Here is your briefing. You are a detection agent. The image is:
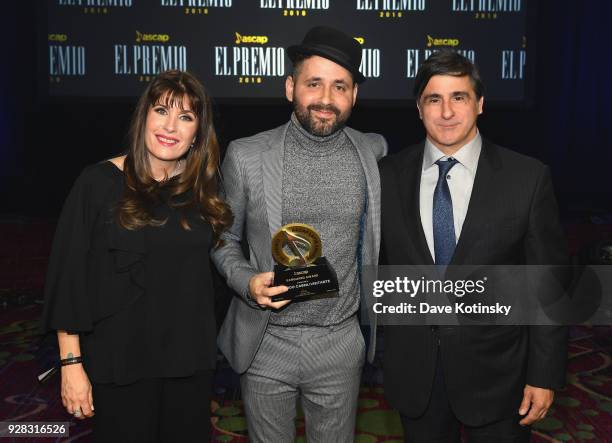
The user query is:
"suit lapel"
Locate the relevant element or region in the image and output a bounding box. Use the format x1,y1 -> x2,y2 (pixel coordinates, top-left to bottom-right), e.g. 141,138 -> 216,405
261,123 -> 289,238
345,128 -> 378,239
345,128 -> 377,204
451,140 -> 501,265
399,144 -> 435,265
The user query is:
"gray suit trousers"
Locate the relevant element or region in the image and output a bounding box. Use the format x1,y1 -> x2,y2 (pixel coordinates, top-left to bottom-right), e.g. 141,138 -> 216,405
240,316 -> 365,443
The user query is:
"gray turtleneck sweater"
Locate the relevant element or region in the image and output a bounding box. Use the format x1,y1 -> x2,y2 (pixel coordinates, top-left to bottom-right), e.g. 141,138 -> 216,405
269,114 -> 366,327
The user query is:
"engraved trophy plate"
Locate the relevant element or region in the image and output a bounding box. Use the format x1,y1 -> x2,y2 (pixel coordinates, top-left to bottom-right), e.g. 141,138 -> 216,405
271,223 -> 339,301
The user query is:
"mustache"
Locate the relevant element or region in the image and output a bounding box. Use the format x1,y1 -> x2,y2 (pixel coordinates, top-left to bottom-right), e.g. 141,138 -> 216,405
307,103 -> 340,116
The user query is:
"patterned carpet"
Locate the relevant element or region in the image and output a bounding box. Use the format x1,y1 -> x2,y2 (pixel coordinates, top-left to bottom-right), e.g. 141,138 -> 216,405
0,303 -> 610,442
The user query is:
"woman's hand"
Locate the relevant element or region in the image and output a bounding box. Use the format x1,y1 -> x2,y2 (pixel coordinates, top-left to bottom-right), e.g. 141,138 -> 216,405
61,364 -> 94,419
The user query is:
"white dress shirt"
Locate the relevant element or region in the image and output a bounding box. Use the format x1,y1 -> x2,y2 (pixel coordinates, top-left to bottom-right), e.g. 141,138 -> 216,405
419,132 -> 482,262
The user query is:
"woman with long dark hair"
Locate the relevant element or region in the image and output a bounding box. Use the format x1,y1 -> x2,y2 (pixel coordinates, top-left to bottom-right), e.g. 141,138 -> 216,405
43,70 -> 232,442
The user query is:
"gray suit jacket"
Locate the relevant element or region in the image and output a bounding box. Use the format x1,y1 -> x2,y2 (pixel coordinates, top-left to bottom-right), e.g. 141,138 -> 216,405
212,121 -> 387,374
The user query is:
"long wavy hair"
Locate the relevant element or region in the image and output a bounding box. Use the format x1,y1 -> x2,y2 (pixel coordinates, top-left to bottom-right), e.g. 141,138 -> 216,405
116,70 -> 232,247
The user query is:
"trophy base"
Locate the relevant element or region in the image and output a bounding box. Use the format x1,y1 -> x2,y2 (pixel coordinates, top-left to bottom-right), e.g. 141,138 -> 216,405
271,257 -> 339,302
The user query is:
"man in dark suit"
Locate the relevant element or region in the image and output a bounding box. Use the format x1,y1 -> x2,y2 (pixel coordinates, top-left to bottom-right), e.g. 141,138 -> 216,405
379,50 -> 568,442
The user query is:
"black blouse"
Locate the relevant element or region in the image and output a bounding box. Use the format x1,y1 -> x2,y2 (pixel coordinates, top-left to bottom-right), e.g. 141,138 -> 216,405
42,161 -> 217,385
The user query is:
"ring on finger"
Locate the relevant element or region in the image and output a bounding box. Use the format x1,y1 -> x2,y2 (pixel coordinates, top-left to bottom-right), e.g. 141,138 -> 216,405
73,408 -> 82,417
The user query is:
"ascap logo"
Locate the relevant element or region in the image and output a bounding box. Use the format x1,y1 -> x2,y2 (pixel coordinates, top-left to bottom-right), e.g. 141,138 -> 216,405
136,31 -> 170,43
354,37 -> 365,45
48,34 -> 68,42
235,33 -> 269,45
426,35 -> 459,47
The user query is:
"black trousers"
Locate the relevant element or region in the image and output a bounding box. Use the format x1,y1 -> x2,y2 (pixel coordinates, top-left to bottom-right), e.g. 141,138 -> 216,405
92,369 -> 213,443
401,351 -> 530,443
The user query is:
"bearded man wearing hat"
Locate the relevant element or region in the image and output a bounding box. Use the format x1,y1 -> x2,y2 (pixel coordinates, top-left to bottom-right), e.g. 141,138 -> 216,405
212,26 -> 387,442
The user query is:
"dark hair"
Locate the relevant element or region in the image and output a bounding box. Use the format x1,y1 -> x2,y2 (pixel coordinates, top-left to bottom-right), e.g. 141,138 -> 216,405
290,52 -> 309,79
290,52 -> 356,86
413,49 -> 484,101
116,70 -> 232,247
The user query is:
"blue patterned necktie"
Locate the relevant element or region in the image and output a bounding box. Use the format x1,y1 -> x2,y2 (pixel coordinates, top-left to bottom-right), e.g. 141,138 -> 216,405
433,158 -> 458,265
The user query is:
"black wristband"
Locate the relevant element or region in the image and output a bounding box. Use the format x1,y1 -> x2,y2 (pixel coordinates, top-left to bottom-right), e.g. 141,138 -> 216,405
60,356 -> 83,366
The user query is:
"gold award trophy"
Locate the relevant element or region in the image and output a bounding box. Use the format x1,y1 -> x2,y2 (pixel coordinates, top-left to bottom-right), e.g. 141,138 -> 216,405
270,223 -> 339,302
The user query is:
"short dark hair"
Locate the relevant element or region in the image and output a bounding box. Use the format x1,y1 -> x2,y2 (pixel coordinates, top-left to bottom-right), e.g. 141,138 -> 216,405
413,49 -> 484,101
290,52 -> 356,86
290,52 -> 310,79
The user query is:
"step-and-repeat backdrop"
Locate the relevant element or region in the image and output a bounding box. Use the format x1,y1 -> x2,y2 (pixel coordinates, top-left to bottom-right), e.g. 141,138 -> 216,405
44,0 -> 530,102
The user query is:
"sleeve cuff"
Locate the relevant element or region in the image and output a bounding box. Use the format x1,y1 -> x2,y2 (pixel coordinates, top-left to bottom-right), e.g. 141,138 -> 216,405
231,267 -> 261,309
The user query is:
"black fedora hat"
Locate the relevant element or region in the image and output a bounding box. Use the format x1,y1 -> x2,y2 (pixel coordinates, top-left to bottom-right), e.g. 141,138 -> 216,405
287,26 -> 366,84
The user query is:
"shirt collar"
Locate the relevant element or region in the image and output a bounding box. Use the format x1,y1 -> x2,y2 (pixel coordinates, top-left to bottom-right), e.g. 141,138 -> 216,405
423,131 -> 482,174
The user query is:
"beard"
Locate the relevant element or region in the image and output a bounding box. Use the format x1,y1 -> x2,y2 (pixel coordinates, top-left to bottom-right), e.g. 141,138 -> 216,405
292,98 -> 351,137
